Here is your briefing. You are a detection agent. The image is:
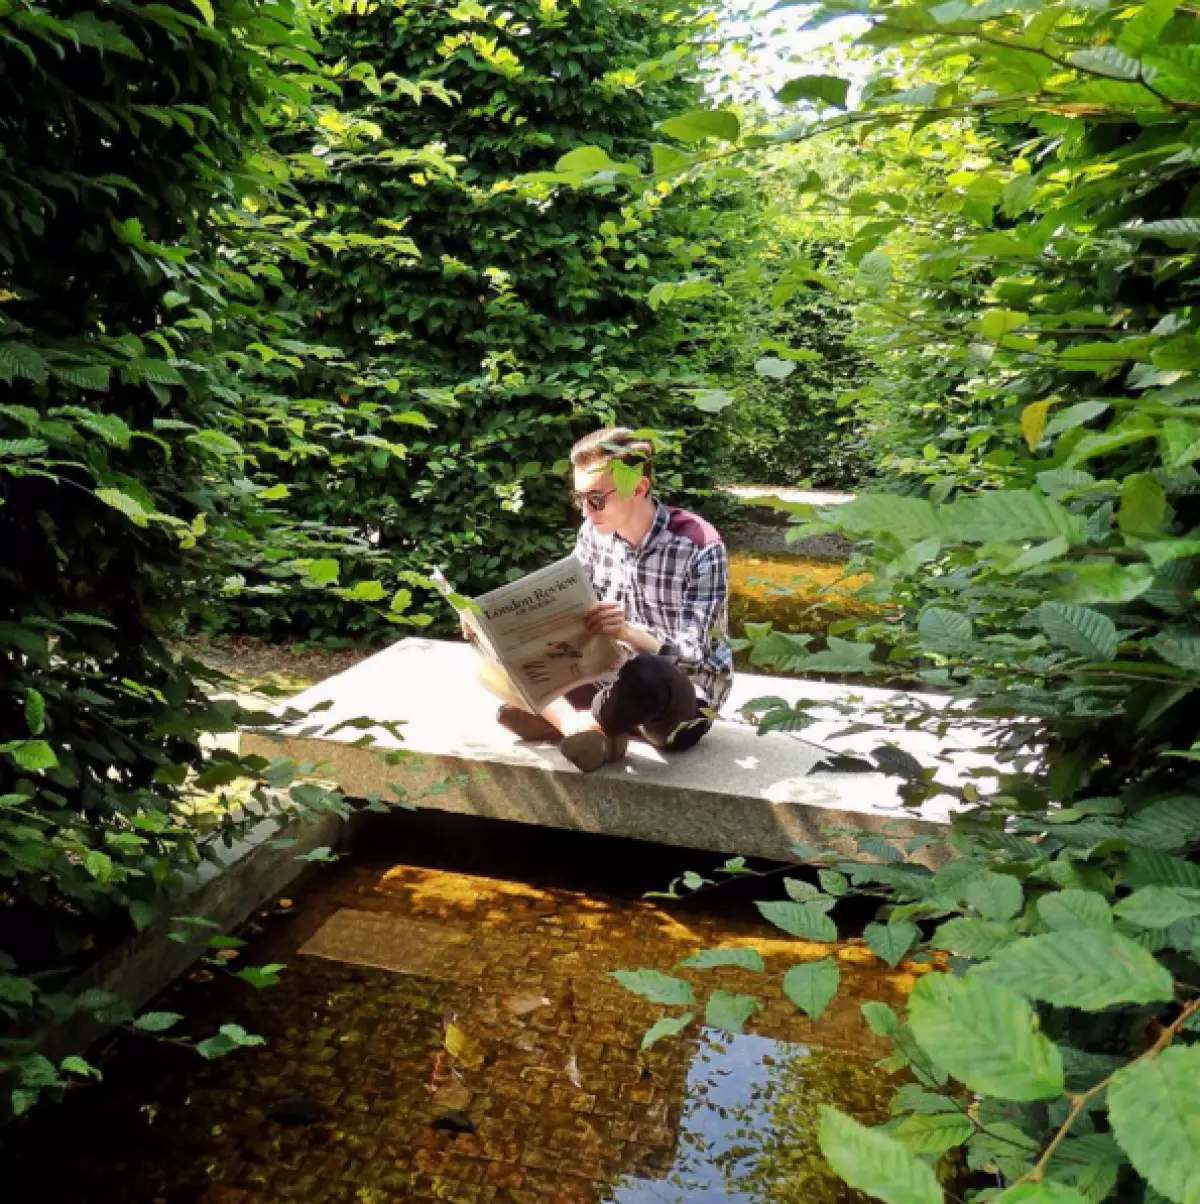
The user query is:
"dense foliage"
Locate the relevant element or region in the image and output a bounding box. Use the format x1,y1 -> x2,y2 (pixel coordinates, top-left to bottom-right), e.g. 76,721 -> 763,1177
592,2 -> 1200,1201
221,0 -> 752,640
0,0 -> 362,1112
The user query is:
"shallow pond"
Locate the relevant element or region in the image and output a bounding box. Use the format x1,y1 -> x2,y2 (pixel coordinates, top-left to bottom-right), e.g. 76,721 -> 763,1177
727,551 -> 874,648
2,821 -> 915,1204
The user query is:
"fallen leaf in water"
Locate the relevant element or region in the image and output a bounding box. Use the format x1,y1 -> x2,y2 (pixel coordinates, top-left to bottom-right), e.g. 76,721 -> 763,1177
565,1052 -> 583,1089
505,993 -> 551,1017
444,1023 -> 484,1070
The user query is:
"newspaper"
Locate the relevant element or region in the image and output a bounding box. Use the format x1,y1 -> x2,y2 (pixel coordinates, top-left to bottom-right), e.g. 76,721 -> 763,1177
435,553 -> 624,712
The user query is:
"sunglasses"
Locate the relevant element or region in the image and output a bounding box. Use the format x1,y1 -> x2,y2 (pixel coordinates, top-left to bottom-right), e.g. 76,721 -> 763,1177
570,488 -> 619,512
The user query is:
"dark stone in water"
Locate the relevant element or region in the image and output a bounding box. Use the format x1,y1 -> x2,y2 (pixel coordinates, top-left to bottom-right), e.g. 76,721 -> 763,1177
431,1109 -> 475,1135
269,1095 -> 324,1124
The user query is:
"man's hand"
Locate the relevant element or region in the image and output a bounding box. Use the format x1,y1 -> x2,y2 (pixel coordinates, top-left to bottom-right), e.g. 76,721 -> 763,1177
584,601 -> 662,654
584,600 -> 627,639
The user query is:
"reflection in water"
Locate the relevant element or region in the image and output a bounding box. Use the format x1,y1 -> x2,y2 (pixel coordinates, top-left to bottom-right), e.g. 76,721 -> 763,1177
1,859 -> 905,1203
610,1033 -> 884,1203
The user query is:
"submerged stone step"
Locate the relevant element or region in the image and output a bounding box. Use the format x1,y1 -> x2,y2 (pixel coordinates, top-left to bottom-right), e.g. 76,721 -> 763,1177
243,638 -> 981,862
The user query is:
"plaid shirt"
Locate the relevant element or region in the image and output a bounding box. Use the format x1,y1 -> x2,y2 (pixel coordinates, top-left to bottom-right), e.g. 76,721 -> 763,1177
575,499 -> 734,709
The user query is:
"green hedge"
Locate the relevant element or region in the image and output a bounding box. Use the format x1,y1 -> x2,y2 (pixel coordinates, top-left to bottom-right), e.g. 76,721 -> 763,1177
0,0 -> 335,1109
221,0 -> 744,640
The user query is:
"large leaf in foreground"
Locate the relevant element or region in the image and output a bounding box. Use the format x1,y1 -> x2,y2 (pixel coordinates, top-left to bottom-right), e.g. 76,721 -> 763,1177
971,930 -> 1174,1011
609,970 -> 694,1006
1108,1045 -> 1200,1203
994,1184 -> 1091,1203
908,973 -> 1064,1101
782,958 -> 839,1019
865,920 -> 919,967
757,899 -> 837,941
818,1106 -> 942,1204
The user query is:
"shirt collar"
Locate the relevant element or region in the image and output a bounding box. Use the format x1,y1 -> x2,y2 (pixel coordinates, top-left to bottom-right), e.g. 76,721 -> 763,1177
616,497 -> 668,552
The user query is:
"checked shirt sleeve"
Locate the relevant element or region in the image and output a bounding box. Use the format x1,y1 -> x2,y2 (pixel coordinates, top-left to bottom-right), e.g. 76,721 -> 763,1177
657,543 -> 728,678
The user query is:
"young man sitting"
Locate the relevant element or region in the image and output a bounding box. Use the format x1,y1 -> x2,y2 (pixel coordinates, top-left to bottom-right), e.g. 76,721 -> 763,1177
496,427 -> 734,772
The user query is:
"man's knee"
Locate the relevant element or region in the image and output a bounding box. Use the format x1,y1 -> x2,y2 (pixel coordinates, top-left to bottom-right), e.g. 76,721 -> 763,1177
618,652 -> 665,691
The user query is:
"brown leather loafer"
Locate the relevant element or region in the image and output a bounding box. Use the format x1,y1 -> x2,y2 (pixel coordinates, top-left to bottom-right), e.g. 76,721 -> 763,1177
496,704 -> 562,744
560,730 -> 628,773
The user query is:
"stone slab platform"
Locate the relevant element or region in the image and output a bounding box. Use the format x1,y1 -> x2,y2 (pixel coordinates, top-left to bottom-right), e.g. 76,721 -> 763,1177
242,639 -> 984,863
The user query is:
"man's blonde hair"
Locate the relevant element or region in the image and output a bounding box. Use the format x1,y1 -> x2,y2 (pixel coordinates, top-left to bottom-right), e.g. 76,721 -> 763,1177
569,427 -> 653,478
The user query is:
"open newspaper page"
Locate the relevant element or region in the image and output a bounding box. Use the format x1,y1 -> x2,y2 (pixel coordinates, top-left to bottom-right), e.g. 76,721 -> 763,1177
438,555 -> 623,712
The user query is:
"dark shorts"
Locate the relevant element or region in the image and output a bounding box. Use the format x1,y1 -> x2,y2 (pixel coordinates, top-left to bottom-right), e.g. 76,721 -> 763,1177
564,653 -> 713,752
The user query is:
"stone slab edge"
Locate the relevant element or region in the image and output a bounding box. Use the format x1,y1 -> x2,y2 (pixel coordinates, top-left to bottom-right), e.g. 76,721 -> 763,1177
244,733 -> 946,866
31,809 -> 346,1067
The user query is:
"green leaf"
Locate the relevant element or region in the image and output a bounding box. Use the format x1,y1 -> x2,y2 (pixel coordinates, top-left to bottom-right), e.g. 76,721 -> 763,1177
650,143 -> 693,176
236,963 -> 286,989
609,969 -> 694,1006
857,250 -> 892,294
775,74 -> 849,108
190,0 -> 215,26
188,430 -> 242,457
610,458 -> 644,497
7,740 -> 58,771
965,871 -> 1024,921
134,1011 -> 183,1033
819,869 -> 849,896
1037,890 -> 1112,931
982,309 -> 1025,341
781,958 -> 840,1019
754,355 -> 797,380
893,1111 -> 973,1155
783,877 -> 825,902
1069,46 -> 1143,80
555,146 -> 631,175
1056,562 -> 1154,605
918,607 -> 973,650
1035,603 -> 1120,662
1122,218 -> 1200,241
1118,474 -> 1166,536
0,342 -> 48,384
346,580 -> 386,602
907,973 -> 1064,1101
52,363 -> 111,391
1123,848 -> 1200,890
864,921 -> 919,967
818,1107 -> 942,1204
24,688 -> 45,736
971,929 -> 1174,1010
1123,797 -> 1200,851
59,1056 -> 100,1080
1114,885 -> 1200,929
1151,630 -> 1200,671
1108,1045 -> 1200,1203
994,1185 -> 1091,1204
862,1000 -> 899,1036
303,558 -> 340,584
83,850 -> 112,882
691,388 -> 733,413
677,947 -> 765,972
657,108 -> 740,144
705,990 -> 758,1034
95,488 -> 151,527
757,899 -> 838,941
640,1011 -> 693,1049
